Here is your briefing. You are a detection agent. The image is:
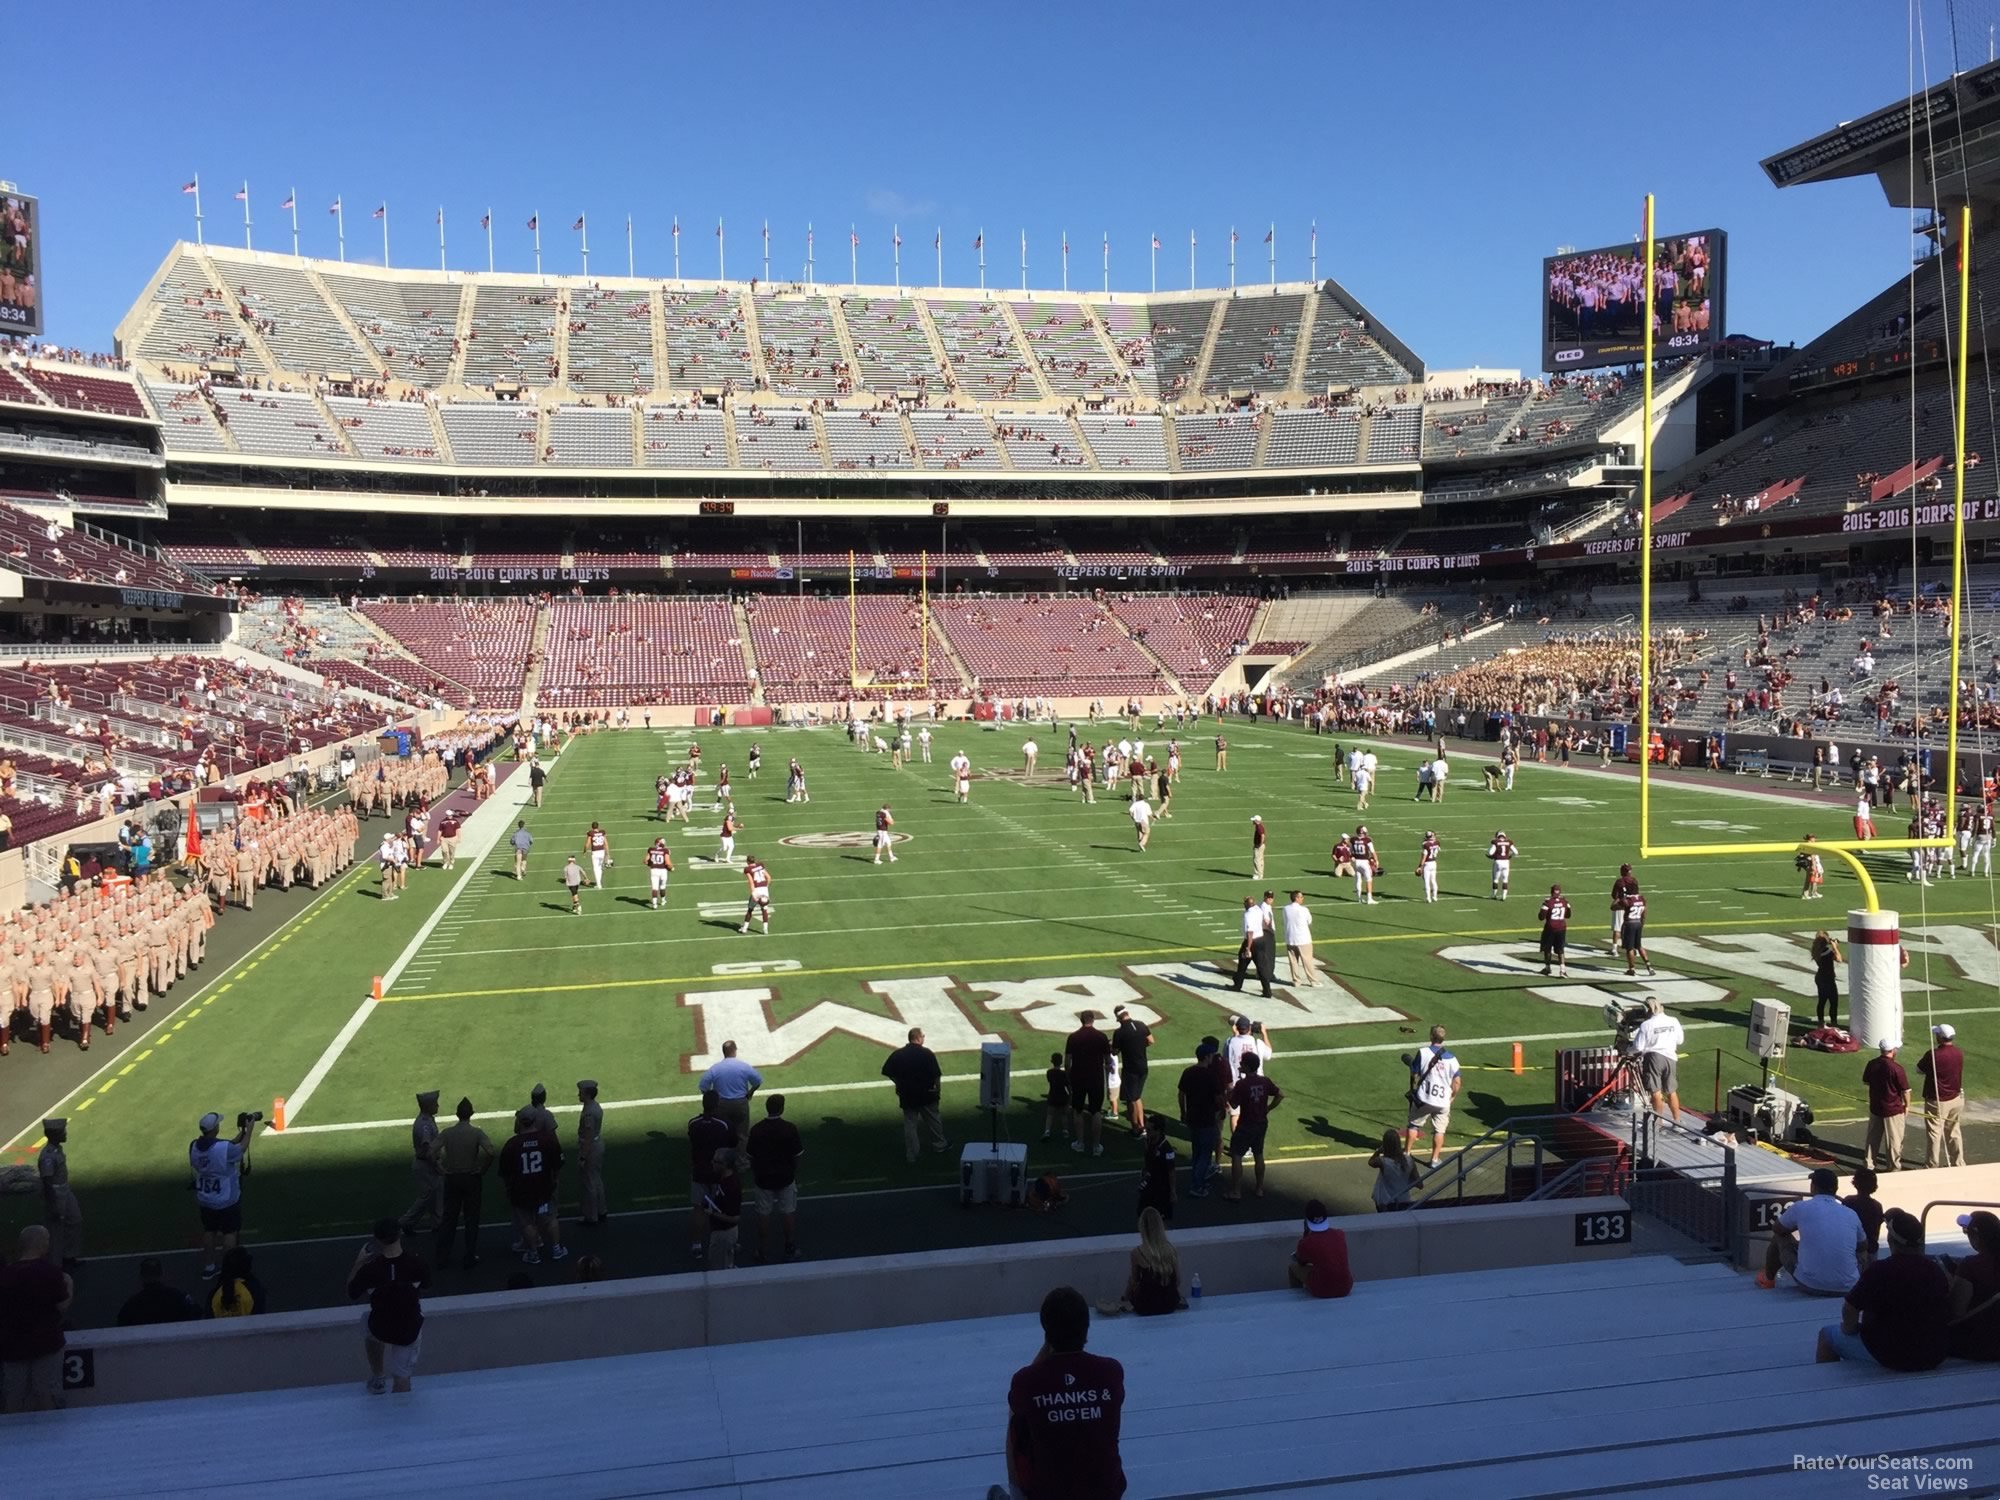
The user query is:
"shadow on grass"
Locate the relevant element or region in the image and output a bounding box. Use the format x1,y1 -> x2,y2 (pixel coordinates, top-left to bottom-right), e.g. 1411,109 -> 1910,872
1296,1113 -> 1384,1150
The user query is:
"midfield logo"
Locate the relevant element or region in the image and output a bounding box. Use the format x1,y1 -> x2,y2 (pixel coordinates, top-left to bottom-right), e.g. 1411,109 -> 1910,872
778,831 -> 912,850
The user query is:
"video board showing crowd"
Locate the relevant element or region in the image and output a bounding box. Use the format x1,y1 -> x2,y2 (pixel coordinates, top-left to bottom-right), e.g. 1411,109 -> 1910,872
1541,229 -> 1724,373
0,189 -> 40,339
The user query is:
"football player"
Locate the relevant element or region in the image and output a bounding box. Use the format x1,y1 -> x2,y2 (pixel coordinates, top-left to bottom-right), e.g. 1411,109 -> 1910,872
645,838 -> 674,910
1797,834 -> 1824,900
1609,863 -> 1640,952
1331,832 -> 1356,881
873,804 -> 898,865
1973,803 -> 1996,876
739,856 -> 772,935
1351,825 -> 1379,904
1415,830 -> 1441,904
1487,830 -> 1517,900
586,821 -> 611,887
1538,885 -> 1571,977
950,751 -> 972,804
1620,887 -> 1654,976
717,808 -> 740,865
747,743 -> 763,779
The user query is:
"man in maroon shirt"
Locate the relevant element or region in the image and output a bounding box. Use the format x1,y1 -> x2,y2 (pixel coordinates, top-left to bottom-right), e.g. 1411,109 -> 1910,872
0,1225 -> 72,1413
1816,1209 -> 1951,1369
1224,1053 -> 1283,1202
686,1091 -> 734,1264
998,1286 -> 1126,1500
1917,1023 -> 1965,1168
497,1108 -> 566,1267
1065,1012 -> 1113,1159
1862,1039 -> 1909,1171
346,1219 -> 432,1394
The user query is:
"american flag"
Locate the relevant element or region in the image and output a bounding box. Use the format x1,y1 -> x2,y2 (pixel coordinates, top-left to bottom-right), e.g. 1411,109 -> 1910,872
973,233 -> 982,250
1152,235 -> 1161,250
1263,229 -> 1273,244
480,213 -> 490,230
329,198 -> 342,215
372,204 -> 385,221
279,194 -> 295,211
527,214 -> 538,231
232,187 -> 247,202
180,180 -> 197,195
572,215 -> 585,231
850,231 -> 859,246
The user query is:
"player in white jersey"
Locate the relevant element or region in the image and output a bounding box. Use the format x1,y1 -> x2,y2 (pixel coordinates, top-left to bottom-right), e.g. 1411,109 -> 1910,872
645,838 -> 674,909
747,743 -> 762,779
950,751 -> 972,804
586,821 -> 611,887
918,725 -> 932,763
717,808 -> 740,864
786,757 -> 809,803
1351,826 -> 1379,904
739,857 -> 772,934
1415,831 -> 1441,903
1974,806 -> 1996,876
1166,742 -> 1182,783
1487,831 -> 1517,899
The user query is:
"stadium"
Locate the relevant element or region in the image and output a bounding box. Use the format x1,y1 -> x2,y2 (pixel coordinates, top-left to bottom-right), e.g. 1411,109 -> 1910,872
5,8 -> 2000,1495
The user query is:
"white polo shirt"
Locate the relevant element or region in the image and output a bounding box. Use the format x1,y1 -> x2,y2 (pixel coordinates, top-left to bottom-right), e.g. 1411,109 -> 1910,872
1240,905 -> 1268,941
1630,1013 -> 1684,1061
1284,902 -> 1313,946
1130,799 -> 1152,826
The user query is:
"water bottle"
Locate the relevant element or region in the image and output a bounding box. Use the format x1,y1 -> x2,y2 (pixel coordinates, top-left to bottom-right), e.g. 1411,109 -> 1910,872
1190,1272 -> 1203,1309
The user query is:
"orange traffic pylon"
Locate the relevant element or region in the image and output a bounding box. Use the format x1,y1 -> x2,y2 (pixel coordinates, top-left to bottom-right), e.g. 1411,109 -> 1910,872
1511,1042 -> 1524,1076
371,975 -> 384,1000
271,1096 -> 286,1132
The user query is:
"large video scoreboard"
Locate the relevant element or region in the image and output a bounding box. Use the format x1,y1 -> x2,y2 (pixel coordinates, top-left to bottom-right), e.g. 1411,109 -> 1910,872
1542,229 -> 1725,373
0,187 -> 41,339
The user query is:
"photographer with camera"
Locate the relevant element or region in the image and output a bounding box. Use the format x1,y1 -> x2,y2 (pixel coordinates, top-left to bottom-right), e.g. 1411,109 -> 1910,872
190,1109 -> 257,1278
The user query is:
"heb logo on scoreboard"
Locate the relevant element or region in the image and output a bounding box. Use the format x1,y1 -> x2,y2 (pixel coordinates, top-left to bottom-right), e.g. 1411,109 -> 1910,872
1554,348 -> 1585,363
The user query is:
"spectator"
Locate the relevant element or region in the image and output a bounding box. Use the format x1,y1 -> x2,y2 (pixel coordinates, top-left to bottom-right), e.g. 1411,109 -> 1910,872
1368,1129 -> 1424,1212
347,1219 -> 431,1395
1946,1210 -> 2000,1362
434,1095 -> 495,1271
573,1253 -> 608,1284
995,1287 -> 1125,1500
704,1150 -> 745,1268
1917,1023 -> 1966,1168
1064,1011 -> 1113,1158
1863,1039 -> 1910,1171
1137,1115 -> 1176,1222
498,1107 -> 566,1267
1816,1209 -> 1951,1370
1224,1052 -> 1282,1202
698,1040 -> 763,1145
1042,1051 -> 1070,1143
1109,1005 -> 1153,1137
881,1027 -> 949,1164
0,1225 -> 73,1413
1404,1025 -> 1462,1168
206,1246 -> 267,1318
1099,1207 -> 1183,1317
685,1090 -> 734,1264
1758,1167 -> 1869,1293
1287,1200 -> 1354,1299
116,1257 -> 198,1326
1176,1039 -> 1226,1199
1843,1168 -> 1886,1254
744,1094 -> 804,1263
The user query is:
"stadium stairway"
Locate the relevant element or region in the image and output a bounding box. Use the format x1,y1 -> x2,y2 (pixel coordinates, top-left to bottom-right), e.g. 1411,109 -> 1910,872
14,1256 -> 1994,1498
1186,296 -> 1228,397
443,282 -> 477,386
1105,608 -> 1187,698
995,300 -> 1057,402
821,297 -> 863,383
517,604 -> 552,715
1288,290 -> 1319,390
730,599 -> 765,704
303,264 -> 390,381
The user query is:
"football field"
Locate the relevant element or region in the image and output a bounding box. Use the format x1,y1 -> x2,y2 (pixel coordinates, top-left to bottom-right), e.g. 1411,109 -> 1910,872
9,717 -> 2000,1259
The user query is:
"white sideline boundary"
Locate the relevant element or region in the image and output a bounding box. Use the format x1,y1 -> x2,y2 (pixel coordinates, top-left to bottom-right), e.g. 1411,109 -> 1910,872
279,767 -> 534,1128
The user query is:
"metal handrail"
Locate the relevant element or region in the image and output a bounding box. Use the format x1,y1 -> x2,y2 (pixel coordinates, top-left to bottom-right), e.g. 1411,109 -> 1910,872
1917,1200 -> 2000,1244
1410,1110 -> 1598,1207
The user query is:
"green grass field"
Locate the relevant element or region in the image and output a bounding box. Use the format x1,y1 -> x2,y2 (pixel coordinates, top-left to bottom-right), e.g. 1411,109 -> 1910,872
9,718 -> 2000,1260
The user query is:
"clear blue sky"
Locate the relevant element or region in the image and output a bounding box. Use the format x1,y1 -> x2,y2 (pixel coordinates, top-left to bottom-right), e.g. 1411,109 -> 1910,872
9,1 -> 1969,373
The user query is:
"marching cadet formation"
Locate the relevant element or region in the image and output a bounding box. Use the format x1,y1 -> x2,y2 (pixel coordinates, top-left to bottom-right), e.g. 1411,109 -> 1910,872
203,806 -> 363,911
2,870 -> 215,1054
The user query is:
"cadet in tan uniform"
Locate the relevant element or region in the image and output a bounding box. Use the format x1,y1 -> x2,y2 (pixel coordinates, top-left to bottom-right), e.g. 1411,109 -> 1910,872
64,944 -> 99,1046
576,1080 -> 608,1227
233,842 -> 258,910
26,945 -> 57,1052
114,924 -> 143,1014
434,1095 -> 495,1270
400,1090 -> 443,1232
91,932 -> 122,1027
2,936 -> 28,1055
39,1118 -> 81,1267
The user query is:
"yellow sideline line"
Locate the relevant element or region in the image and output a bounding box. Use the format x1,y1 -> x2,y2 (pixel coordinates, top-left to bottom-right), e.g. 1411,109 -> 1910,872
378,907 -> 2000,1005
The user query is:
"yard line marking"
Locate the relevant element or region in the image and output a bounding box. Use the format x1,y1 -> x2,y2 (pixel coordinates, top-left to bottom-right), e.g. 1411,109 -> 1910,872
280,775 -> 532,1130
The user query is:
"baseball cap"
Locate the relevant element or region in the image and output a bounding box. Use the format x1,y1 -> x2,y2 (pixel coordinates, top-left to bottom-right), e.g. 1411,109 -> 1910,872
1958,1211 -> 1999,1237
1303,1199 -> 1331,1232
198,1112 -> 222,1133
1250,814 -> 1262,822
1878,1038 -> 1898,1052
1934,1023 -> 1957,1041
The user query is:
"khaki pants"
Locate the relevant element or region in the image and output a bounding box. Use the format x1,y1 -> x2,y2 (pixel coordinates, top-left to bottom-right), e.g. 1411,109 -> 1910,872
1251,847 -> 1265,878
717,1097 -> 751,1146
1865,1112 -> 1906,1171
1287,943 -> 1318,987
401,1161 -> 443,1229
902,1103 -> 946,1163
577,1138 -> 607,1221
1925,1096 -> 1966,1168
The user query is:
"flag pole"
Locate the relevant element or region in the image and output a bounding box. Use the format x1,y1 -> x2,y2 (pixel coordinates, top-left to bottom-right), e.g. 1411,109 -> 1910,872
1103,233 -> 1109,296
762,220 -> 770,285
978,229 -> 986,290
192,174 -> 204,245
1020,229 -> 1027,292
1061,230 -> 1068,293
1189,230 -> 1195,291
437,206 -> 446,271
935,227 -> 942,289
533,212 -> 542,278
336,199 -> 345,262
1269,223 -> 1276,287
381,204 -> 390,267
240,181 -> 251,250
893,224 -> 901,290
1229,226 -> 1236,291
718,218 -> 725,280
806,222 -> 814,287
1310,220 -> 1317,284
287,188 -> 299,257
1151,234 -> 1158,295
580,212 -> 590,277
627,216 -> 635,278
485,209 -> 494,274
850,224 -> 857,286
672,217 -> 680,281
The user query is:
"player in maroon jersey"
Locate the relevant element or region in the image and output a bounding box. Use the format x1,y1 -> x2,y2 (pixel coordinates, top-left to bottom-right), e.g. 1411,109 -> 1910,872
1538,885 -> 1571,977
1620,890 -> 1654,976
872,804 -> 898,865
1609,863 -> 1640,954
645,837 -> 674,910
